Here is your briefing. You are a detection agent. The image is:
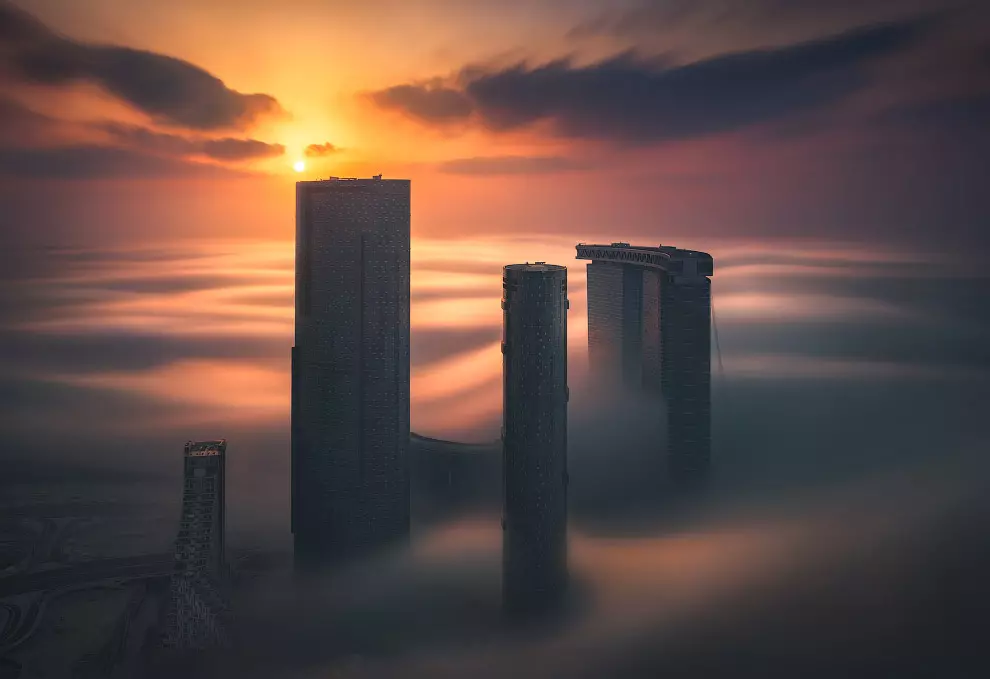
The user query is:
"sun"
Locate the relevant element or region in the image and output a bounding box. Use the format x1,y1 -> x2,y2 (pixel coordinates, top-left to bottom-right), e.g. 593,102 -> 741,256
293,160 -> 305,173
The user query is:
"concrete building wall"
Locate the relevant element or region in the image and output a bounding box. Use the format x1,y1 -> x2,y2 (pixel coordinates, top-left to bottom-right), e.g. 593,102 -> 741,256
641,268 -> 663,395
166,440 -> 229,650
586,261 -> 624,386
174,441 -> 225,577
586,262 -> 643,390
578,243 -> 714,486
661,275 -> 712,483
501,263 -> 569,614
293,178 -> 410,563
164,574 -> 229,650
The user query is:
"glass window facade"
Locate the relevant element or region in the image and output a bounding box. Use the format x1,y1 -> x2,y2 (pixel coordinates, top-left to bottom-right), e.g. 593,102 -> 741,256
579,244 -> 714,485
501,263 -> 569,615
293,178 -> 411,564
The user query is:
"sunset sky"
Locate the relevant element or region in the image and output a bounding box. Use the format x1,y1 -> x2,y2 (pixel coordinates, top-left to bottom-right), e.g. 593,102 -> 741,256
1,0 -> 988,464
2,6 -> 990,675
2,0 -> 988,247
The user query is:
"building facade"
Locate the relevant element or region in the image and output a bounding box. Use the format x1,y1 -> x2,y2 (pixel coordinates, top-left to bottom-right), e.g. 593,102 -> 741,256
577,243 -> 714,485
409,433 -> 501,521
293,177 -> 411,564
501,263 -> 569,615
586,257 -> 644,388
174,440 -> 226,576
165,440 -> 230,650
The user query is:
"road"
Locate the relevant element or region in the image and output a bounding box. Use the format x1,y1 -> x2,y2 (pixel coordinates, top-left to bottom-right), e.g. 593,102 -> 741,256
0,595 -> 44,655
0,554 -> 174,598
0,601 -> 21,647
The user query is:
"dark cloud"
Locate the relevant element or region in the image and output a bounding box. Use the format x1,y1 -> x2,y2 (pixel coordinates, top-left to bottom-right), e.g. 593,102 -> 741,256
201,137 -> 285,161
0,102 -> 277,177
437,155 -> 588,175
371,19 -> 928,142
0,144 -> 254,179
568,0 -> 953,43
0,2 -> 284,130
0,95 -> 54,143
369,83 -> 473,123
880,90 -> 990,129
98,122 -> 285,161
304,142 -> 339,157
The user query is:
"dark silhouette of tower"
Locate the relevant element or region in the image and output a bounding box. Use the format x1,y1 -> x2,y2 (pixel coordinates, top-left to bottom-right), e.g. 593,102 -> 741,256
292,177 -> 411,566
165,440 -> 229,649
174,440 -> 226,576
577,243 -> 713,485
501,262 -> 569,615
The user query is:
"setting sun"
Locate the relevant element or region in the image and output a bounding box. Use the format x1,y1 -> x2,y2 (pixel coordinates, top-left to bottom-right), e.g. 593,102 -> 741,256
293,160 -> 305,173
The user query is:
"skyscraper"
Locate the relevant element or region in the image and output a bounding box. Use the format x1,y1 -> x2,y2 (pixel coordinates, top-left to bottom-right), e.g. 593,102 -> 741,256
165,439 -> 229,650
501,263 -> 569,615
577,243 -> 714,485
174,440 -> 226,576
293,177 -> 411,565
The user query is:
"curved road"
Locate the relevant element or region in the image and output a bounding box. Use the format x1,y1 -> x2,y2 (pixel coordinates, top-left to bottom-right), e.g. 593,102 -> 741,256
0,602 -> 21,647
0,596 -> 44,656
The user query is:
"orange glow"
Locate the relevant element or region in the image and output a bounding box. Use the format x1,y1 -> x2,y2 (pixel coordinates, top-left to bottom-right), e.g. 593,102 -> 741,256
16,235 -> 954,438
52,359 -> 288,424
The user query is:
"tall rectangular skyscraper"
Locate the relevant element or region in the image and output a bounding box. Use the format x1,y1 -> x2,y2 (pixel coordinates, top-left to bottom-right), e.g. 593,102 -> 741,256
501,263 -> 569,615
293,177 -> 411,564
577,244 -> 714,485
174,440 -> 226,576
166,439 -> 229,650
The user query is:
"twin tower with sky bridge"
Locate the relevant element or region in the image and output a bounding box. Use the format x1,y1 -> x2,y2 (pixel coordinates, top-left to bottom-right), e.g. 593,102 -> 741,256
291,176 -> 713,610
577,242 -> 714,484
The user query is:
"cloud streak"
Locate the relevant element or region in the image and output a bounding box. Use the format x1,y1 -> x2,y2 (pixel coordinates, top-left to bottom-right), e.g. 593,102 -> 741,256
438,155 -> 588,175
568,0 -> 952,44
370,82 -> 474,123
98,122 -> 285,162
303,142 -> 339,157
371,19 -> 928,143
0,2 -> 284,130
0,98 -> 283,176
0,144 -> 255,179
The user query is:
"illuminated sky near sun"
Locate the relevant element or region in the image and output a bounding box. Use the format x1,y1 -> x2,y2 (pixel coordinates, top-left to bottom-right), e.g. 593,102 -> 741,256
1,0 -> 987,248
2,9 -> 990,677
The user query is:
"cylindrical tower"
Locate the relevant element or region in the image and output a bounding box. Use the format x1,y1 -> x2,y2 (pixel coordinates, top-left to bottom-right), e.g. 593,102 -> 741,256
501,262 -> 569,615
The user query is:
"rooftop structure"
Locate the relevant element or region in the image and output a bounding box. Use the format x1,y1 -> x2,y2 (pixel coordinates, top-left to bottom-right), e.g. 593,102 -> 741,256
576,243 -> 714,276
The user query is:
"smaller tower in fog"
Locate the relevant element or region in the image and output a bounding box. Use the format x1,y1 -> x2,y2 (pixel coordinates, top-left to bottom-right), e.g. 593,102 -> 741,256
175,440 -> 226,575
501,262 -> 569,616
165,439 -> 229,650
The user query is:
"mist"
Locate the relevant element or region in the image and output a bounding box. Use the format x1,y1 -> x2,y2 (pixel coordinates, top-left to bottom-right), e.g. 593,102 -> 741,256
143,447 -> 990,679
2,235 -> 989,678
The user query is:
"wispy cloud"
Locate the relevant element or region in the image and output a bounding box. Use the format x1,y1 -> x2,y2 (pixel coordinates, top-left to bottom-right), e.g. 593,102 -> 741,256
0,2 -> 285,130
304,142 -> 339,157
371,19 -> 929,143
